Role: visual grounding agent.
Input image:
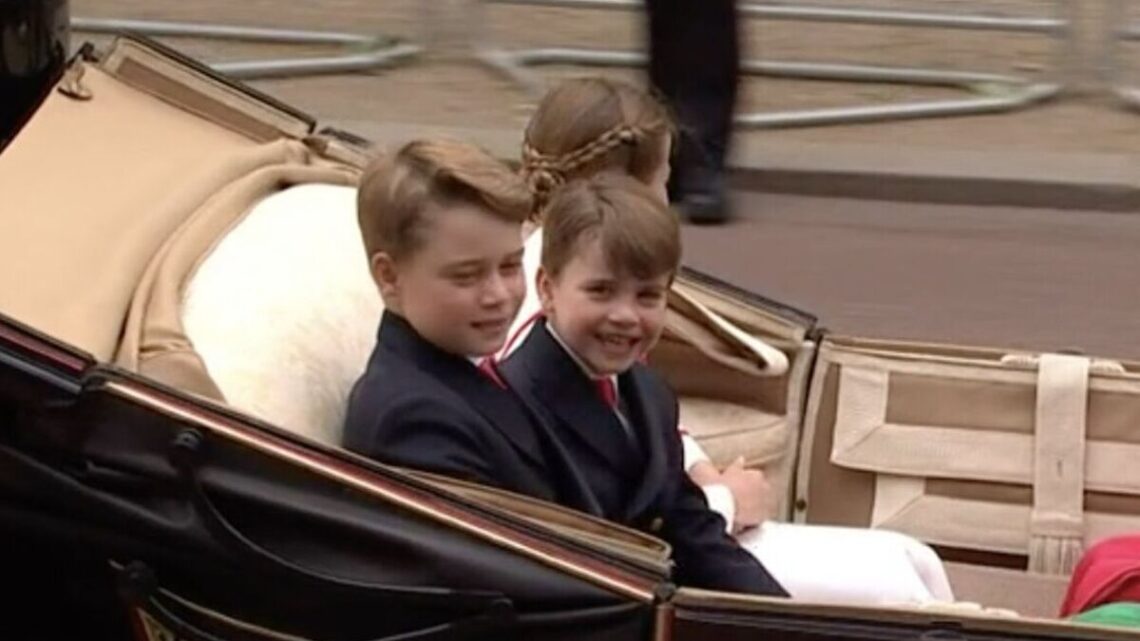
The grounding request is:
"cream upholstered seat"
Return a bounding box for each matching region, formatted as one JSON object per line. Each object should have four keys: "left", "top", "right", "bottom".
{"left": 182, "top": 183, "right": 381, "bottom": 445}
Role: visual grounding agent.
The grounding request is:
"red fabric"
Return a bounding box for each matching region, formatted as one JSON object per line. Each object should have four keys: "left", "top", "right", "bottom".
{"left": 477, "top": 358, "right": 507, "bottom": 390}
{"left": 502, "top": 310, "right": 544, "bottom": 355}
{"left": 595, "top": 378, "right": 618, "bottom": 410}
{"left": 1059, "top": 534, "right": 1140, "bottom": 617}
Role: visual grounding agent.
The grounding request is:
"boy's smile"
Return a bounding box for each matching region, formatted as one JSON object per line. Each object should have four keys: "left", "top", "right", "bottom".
{"left": 373, "top": 202, "right": 525, "bottom": 358}
{"left": 539, "top": 235, "right": 669, "bottom": 376}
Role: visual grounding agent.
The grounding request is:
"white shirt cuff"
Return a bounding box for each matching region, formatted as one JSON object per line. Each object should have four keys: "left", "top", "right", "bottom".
{"left": 701, "top": 483, "right": 736, "bottom": 533}
{"left": 681, "top": 432, "right": 710, "bottom": 470}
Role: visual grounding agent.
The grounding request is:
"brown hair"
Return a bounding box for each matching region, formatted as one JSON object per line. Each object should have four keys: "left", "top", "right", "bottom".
{"left": 542, "top": 173, "right": 680, "bottom": 281}
{"left": 522, "top": 77, "right": 673, "bottom": 215}
{"left": 357, "top": 139, "right": 532, "bottom": 260}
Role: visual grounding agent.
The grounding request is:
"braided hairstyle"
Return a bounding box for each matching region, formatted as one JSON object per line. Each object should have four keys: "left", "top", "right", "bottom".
{"left": 521, "top": 77, "right": 673, "bottom": 218}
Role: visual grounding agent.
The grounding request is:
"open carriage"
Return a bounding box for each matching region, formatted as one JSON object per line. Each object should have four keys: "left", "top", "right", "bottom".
{"left": 2, "top": 35, "right": 1139, "bottom": 640}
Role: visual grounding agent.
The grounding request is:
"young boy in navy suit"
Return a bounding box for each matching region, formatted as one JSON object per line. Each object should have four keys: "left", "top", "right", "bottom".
{"left": 342, "top": 139, "right": 598, "bottom": 512}
{"left": 500, "top": 173, "right": 786, "bottom": 596}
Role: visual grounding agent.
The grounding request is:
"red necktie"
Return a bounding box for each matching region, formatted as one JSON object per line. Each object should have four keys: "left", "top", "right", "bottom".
{"left": 477, "top": 358, "right": 507, "bottom": 389}
{"left": 595, "top": 378, "right": 618, "bottom": 410}
{"left": 597, "top": 378, "right": 639, "bottom": 449}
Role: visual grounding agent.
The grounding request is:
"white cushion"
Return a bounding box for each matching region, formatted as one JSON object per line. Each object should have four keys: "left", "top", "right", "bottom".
{"left": 182, "top": 184, "right": 382, "bottom": 445}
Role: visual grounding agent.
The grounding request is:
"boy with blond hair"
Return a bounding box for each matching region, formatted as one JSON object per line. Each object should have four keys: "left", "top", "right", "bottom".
{"left": 343, "top": 139, "right": 597, "bottom": 511}
{"left": 500, "top": 172, "right": 786, "bottom": 595}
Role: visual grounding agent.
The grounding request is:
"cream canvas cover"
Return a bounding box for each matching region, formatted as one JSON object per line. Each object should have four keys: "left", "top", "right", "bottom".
{"left": 0, "top": 47, "right": 264, "bottom": 362}
{"left": 795, "top": 336, "right": 1140, "bottom": 612}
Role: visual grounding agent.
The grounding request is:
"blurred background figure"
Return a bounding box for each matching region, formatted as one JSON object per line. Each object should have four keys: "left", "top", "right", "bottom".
{"left": 646, "top": 0, "right": 739, "bottom": 225}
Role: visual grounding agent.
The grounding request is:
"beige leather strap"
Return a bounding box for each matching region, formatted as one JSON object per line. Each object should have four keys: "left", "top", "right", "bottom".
{"left": 666, "top": 288, "right": 789, "bottom": 376}
{"left": 1028, "top": 353, "right": 1089, "bottom": 574}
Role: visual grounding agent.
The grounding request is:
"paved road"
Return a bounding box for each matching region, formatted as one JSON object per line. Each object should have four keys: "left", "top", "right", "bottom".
{"left": 681, "top": 193, "right": 1140, "bottom": 359}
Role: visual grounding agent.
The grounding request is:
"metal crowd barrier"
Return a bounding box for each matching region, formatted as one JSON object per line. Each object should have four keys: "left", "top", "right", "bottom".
{"left": 1109, "top": 0, "right": 1140, "bottom": 110}
{"left": 71, "top": 18, "right": 421, "bottom": 80}
{"left": 474, "top": 0, "right": 1071, "bottom": 128}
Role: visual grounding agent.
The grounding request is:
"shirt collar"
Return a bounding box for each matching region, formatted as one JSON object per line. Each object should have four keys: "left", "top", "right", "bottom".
{"left": 545, "top": 323, "right": 619, "bottom": 390}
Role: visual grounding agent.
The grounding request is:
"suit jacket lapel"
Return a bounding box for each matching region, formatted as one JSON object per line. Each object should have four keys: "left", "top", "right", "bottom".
{"left": 444, "top": 364, "right": 552, "bottom": 471}
{"left": 619, "top": 368, "right": 670, "bottom": 522}
{"left": 507, "top": 389, "right": 605, "bottom": 517}
{"left": 508, "top": 323, "right": 641, "bottom": 474}
{"left": 378, "top": 313, "right": 546, "bottom": 470}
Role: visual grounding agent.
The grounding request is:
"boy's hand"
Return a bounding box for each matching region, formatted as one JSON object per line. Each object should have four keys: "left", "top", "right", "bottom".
{"left": 688, "top": 460, "right": 723, "bottom": 487}
{"left": 720, "top": 457, "right": 771, "bottom": 532}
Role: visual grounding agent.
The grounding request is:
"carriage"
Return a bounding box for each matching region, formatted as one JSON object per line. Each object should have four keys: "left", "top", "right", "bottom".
{"left": 1, "top": 32, "right": 1138, "bottom": 640}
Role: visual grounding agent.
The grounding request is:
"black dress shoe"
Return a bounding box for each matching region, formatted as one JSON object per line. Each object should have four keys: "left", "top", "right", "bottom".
{"left": 676, "top": 165, "right": 731, "bottom": 225}
{"left": 679, "top": 191, "right": 731, "bottom": 225}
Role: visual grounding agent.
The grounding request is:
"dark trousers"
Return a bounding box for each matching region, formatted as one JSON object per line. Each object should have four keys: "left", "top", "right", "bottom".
{"left": 645, "top": 0, "right": 740, "bottom": 200}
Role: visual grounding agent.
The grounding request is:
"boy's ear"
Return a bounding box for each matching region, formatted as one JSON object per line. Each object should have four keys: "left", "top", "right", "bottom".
{"left": 535, "top": 266, "right": 555, "bottom": 317}
{"left": 370, "top": 252, "right": 401, "bottom": 304}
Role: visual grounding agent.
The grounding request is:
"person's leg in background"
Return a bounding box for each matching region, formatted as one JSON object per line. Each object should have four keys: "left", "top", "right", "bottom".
{"left": 646, "top": 0, "right": 740, "bottom": 225}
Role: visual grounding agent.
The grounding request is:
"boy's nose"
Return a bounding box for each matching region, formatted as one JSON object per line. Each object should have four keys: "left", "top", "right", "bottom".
{"left": 607, "top": 301, "right": 639, "bottom": 325}
{"left": 480, "top": 273, "right": 510, "bottom": 306}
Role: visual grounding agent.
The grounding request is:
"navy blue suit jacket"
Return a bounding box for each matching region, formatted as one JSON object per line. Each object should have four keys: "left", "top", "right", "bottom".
{"left": 342, "top": 313, "right": 601, "bottom": 514}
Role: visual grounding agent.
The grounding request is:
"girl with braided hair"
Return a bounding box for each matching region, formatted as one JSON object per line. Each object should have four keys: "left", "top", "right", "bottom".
{"left": 520, "top": 77, "right": 674, "bottom": 216}
{"left": 499, "top": 77, "right": 957, "bottom": 606}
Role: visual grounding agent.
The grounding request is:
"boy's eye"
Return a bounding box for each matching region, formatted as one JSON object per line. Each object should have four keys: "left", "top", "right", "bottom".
{"left": 585, "top": 282, "right": 613, "bottom": 297}
{"left": 499, "top": 260, "right": 522, "bottom": 275}
{"left": 449, "top": 270, "right": 481, "bottom": 286}
{"left": 638, "top": 289, "right": 666, "bottom": 304}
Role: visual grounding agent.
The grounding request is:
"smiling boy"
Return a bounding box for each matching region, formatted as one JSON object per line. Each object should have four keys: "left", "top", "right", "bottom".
{"left": 500, "top": 173, "right": 787, "bottom": 595}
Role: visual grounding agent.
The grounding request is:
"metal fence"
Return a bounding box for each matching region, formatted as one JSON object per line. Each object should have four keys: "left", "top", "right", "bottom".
{"left": 71, "top": 17, "right": 420, "bottom": 80}
{"left": 73, "top": 1, "right": 1138, "bottom": 125}
{"left": 475, "top": 0, "right": 1072, "bottom": 128}
{"left": 1109, "top": 0, "right": 1140, "bottom": 110}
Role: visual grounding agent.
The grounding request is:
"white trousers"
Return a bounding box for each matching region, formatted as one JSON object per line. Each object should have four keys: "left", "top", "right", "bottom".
{"left": 737, "top": 522, "right": 956, "bottom": 606}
